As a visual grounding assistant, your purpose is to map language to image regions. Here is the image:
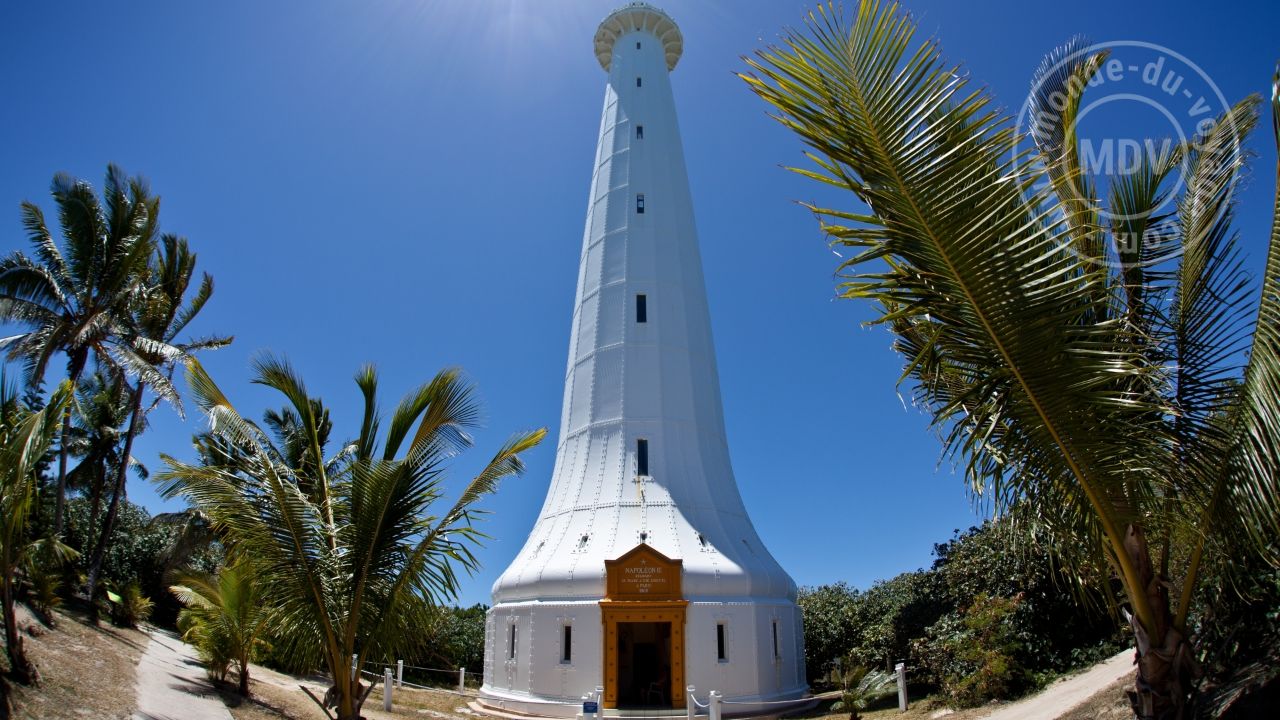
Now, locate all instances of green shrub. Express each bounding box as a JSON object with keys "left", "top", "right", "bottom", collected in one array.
[
  {"left": 798, "top": 519, "right": 1125, "bottom": 699},
  {"left": 930, "top": 521, "right": 1123, "bottom": 675},
  {"left": 832, "top": 664, "right": 898, "bottom": 719},
  {"left": 24, "top": 563, "right": 63, "bottom": 626},
  {"left": 855, "top": 571, "right": 949, "bottom": 671},
  {"left": 439, "top": 604, "right": 487, "bottom": 675},
  {"left": 106, "top": 582, "right": 154, "bottom": 628},
  {"left": 171, "top": 563, "right": 271, "bottom": 695},
  {"left": 1191, "top": 546, "right": 1280, "bottom": 717},
  {"left": 64, "top": 497, "right": 221, "bottom": 625},
  {"left": 914, "top": 593, "right": 1028, "bottom": 707},
  {"left": 797, "top": 582, "right": 861, "bottom": 683}
]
